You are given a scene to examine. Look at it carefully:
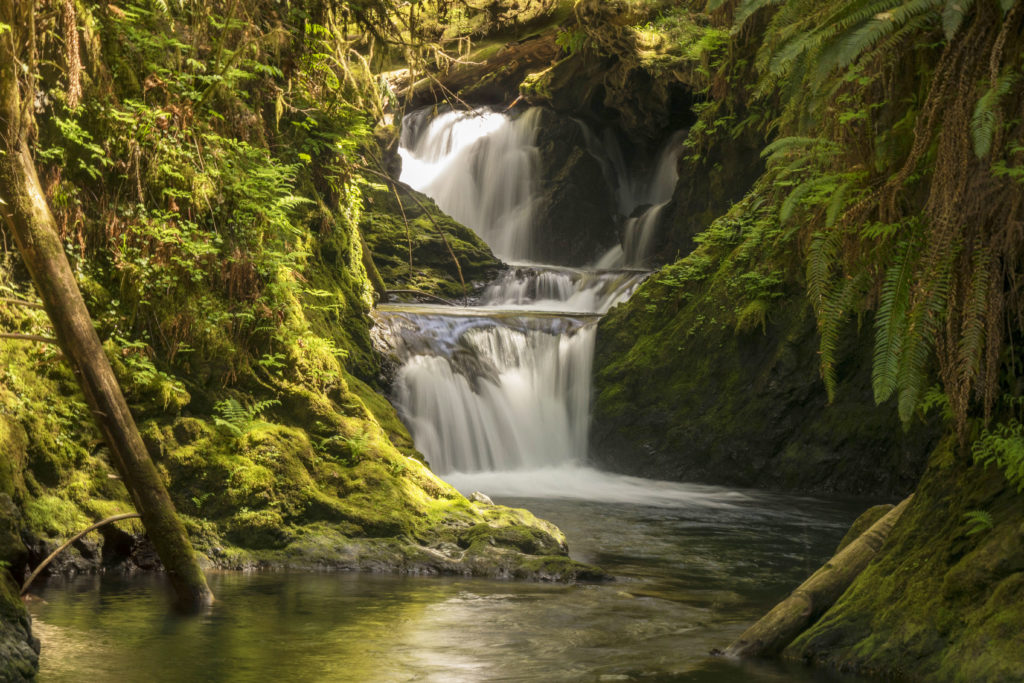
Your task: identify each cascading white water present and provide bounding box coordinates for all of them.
[398,108,542,261]
[593,130,686,268]
[376,267,645,474]
[480,266,647,313]
[379,311,597,473]
[382,107,680,496]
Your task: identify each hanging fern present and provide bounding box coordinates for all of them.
[872,240,916,403]
[971,72,1017,159]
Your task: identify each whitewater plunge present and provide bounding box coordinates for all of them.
[383,106,683,499]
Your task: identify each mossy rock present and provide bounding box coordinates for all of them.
[359,182,502,300]
[0,571,38,682]
[835,504,894,554]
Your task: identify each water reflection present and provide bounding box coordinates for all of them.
[30,490,873,682]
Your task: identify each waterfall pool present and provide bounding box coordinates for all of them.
[28,481,872,682]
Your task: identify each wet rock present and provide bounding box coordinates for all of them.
[530,108,619,265]
[593,293,937,496]
[0,573,39,681]
[469,491,495,505]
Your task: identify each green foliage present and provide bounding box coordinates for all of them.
[972,418,1024,492]
[555,28,587,54]
[971,73,1017,159]
[961,509,994,535]
[213,399,280,437]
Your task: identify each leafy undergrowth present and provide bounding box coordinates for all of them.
[0,287,603,581]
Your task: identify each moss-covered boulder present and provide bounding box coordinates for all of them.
[786,439,1024,680]
[360,181,503,301]
[0,571,38,682]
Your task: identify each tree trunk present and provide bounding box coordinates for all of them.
[0,0,212,611]
[724,495,913,659]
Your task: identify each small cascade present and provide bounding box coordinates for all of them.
[590,130,686,268]
[398,108,542,261]
[376,266,646,474]
[377,308,597,473]
[480,265,647,313]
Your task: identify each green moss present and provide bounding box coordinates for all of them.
[835,504,894,554]
[786,439,1024,681]
[23,495,89,539]
[359,182,502,300]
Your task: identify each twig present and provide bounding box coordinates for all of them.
[0,297,44,309]
[385,289,458,306]
[21,513,142,595]
[0,332,58,344]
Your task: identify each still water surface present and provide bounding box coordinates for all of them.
[29,479,872,682]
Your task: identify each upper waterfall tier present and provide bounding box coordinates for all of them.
[398,108,541,262]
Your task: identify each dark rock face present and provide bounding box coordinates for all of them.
[592,294,936,497]
[529,108,619,265]
[0,499,38,681]
[652,129,765,263]
[0,577,38,683]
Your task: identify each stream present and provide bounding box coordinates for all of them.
[28,107,874,681]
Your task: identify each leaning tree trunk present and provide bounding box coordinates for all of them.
[0,0,212,610]
[725,495,912,658]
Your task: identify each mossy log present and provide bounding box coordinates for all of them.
[401,34,559,107]
[725,495,913,659]
[0,1,212,611]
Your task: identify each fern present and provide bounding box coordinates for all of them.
[735,0,786,30]
[972,419,1024,492]
[806,229,843,310]
[213,398,280,436]
[971,73,1017,159]
[962,509,994,535]
[873,242,915,403]
[956,246,991,398]
[941,0,975,38]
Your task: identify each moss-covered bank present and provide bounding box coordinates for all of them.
[592,194,936,496]
[786,439,1024,680]
[359,180,502,301]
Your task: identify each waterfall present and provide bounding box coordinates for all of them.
[398,108,542,261]
[378,311,598,473]
[382,106,675,492]
[376,268,645,474]
[591,129,686,268]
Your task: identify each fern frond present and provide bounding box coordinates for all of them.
[962,509,994,535]
[941,0,975,39]
[735,0,785,30]
[873,241,915,403]
[806,229,842,309]
[895,257,951,423]
[971,73,1017,159]
[956,246,991,397]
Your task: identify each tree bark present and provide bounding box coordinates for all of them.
[0,1,212,611]
[724,495,912,658]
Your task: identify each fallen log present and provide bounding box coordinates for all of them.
[724,495,913,659]
[400,34,559,108]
